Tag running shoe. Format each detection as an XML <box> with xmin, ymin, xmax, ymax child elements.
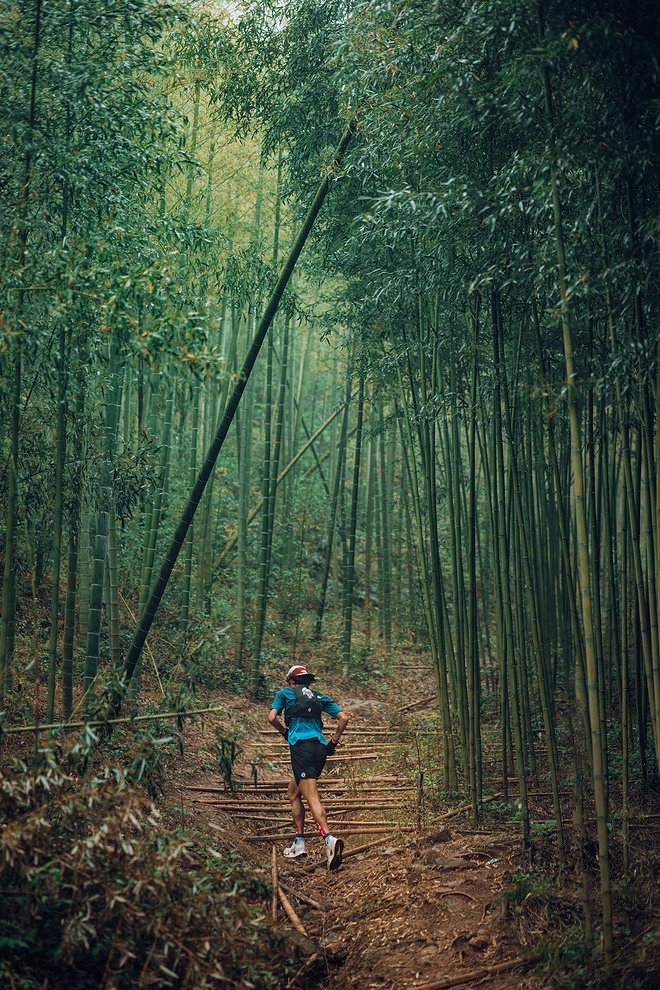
<box><xmin>283</xmin><ymin>837</ymin><xmax>306</xmax><ymax>859</ymax></box>
<box><xmin>325</xmin><ymin>834</ymin><xmax>344</xmax><ymax>871</ymax></box>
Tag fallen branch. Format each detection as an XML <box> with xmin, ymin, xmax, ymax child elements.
<box><xmin>277</xmin><ymin>885</ymin><xmax>308</xmax><ymax>937</ymax></box>
<box><xmin>409</xmin><ymin>954</ymin><xmax>539</xmax><ymax>990</ymax></box>
<box><xmin>278</xmin><ymin>881</ymin><xmax>328</xmax><ymax>912</ymax></box>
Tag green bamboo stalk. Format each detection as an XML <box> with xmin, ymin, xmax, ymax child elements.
<box><xmin>131</xmin><ymin>376</ymin><xmax>175</xmax><ymax>700</ymax></box>
<box><xmin>364</xmin><ymin>428</ymin><xmax>376</xmax><ymax>647</ymax></box>
<box><xmin>538</xmin><ymin>10</ymin><xmax>611</xmax><ymax>955</ymax></box>
<box><xmin>0</xmin><ymin>0</ymin><xmax>41</xmax><ymax>701</ymax></box>
<box><xmin>180</xmin><ymin>381</ymin><xmax>200</xmax><ymax>629</ymax></box>
<box><xmin>341</xmin><ymin>372</ymin><xmax>364</xmax><ymax>672</ymax></box>
<box><xmin>314</xmin><ymin>366</ymin><xmax>352</xmax><ymax>642</ymax></box>
<box><xmin>250</xmin><ymin>152</ymin><xmax>285</xmax><ymax>686</ymax></box>
<box><xmin>108</xmin><ymin>504</ymin><xmax>120</xmax><ymax>669</ymax></box>
<box><xmin>62</xmin><ymin>391</ymin><xmax>84</xmax><ymax>721</ymax></box>
<box><xmin>466</xmin><ymin>303</ymin><xmax>481</xmax><ymax>812</ymax></box>
<box><xmin>493</xmin><ymin>294</ymin><xmax>530</xmax><ymax>848</ymax></box>
<box><xmin>394</xmin><ymin>344</ymin><xmax>456</xmax><ymax>790</ymax></box>
<box><xmin>378</xmin><ymin>401</ymin><xmax>392</xmax><ymax>647</ymax></box>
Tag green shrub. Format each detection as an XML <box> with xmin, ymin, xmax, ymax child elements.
<box><xmin>0</xmin><ymin>755</ymin><xmax>298</xmax><ymax>989</ymax></box>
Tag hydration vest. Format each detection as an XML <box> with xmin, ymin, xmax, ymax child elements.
<box><xmin>284</xmin><ymin>685</ymin><xmax>322</xmax><ymax>727</ymax></box>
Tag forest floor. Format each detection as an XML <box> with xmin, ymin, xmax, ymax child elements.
<box><xmin>159</xmin><ymin>660</ymin><xmax>551</xmax><ymax>990</ymax></box>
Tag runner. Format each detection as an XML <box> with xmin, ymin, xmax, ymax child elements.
<box><xmin>268</xmin><ymin>664</ymin><xmax>349</xmax><ymax>870</ymax></box>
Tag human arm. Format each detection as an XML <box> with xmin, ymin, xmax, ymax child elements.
<box><xmin>330</xmin><ymin>710</ymin><xmax>349</xmax><ymax>745</ymax></box>
<box><xmin>268</xmin><ymin>707</ymin><xmax>288</xmax><ymax>741</ymax></box>
<box><xmin>326</xmin><ymin>710</ymin><xmax>349</xmax><ymax>753</ymax></box>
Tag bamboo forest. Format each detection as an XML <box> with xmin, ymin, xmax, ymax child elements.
<box><xmin>1</xmin><ymin>0</ymin><xmax>659</xmax><ymax>987</ymax></box>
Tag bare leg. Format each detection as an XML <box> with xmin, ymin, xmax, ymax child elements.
<box><xmin>298</xmin><ymin>777</ymin><xmax>329</xmax><ymax>833</ymax></box>
<box><xmin>287</xmin><ymin>776</ymin><xmax>305</xmax><ymax>833</ymax></box>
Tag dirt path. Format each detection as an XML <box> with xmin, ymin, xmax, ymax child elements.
<box><xmin>167</xmin><ymin>697</ymin><xmax>543</xmax><ymax>990</ymax></box>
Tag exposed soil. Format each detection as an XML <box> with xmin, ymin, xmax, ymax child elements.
<box><xmin>162</xmin><ymin>675</ymin><xmax>547</xmax><ymax>990</ymax></box>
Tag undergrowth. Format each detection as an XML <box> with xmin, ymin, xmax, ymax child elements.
<box><xmin>0</xmin><ymin>743</ymin><xmax>302</xmax><ymax>990</ymax></box>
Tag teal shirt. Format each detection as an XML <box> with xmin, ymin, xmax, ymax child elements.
<box><xmin>271</xmin><ymin>687</ymin><xmax>341</xmax><ymax>747</ymax></box>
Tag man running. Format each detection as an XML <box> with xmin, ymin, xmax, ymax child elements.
<box><xmin>268</xmin><ymin>664</ymin><xmax>349</xmax><ymax>870</ymax></box>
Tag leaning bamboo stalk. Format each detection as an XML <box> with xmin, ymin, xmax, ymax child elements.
<box><xmin>112</xmin><ymin>121</ymin><xmax>355</xmax><ymax>719</ymax></box>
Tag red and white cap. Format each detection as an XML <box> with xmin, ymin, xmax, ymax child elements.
<box><xmin>286</xmin><ymin>665</ymin><xmax>315</xmax><ymax>682</ymax></box>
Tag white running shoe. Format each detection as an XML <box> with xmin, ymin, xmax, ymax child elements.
<box><xmin>325</xmin><ymin>834</ymin><xmax>344</xmax><ymax>871</ymax></box>
<box><xmin>283</xmin><ymin>837</ymin><xmax>306</xmax><ymax>859</ymax></box>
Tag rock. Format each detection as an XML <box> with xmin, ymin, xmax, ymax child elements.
<box><xmin>432</xmin><ymin>857</ymin><xmax>478</xmax><ymax>871</ymax></box>
<box><xmin>341</xmin><ymin>698</ymin><xmax>387</xmax><ymax>711</ymax></box>
<box><xmin>320</xmin><ymin>932</ymin><xmax>344</xmax><ymax>947</ymax></box>
<box><xmin>427</xmin><ymin>828</ymin><xmax>452</xmax><ymax>843</ymax></box>
<box><xmin>283</xmin><ymin>930</ymin><xmax>319</xmax><ymax>958</ymax></box>
<box><xmin>323</xmin><ymin>939</ymin><xmax>349</xmax><ymax>962</ymax></box>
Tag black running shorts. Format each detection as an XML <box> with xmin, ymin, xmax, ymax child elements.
<box><xmin>290</xmin><ymin>738</ymin><xmax>327</xmax><ymax>784</ymax></box>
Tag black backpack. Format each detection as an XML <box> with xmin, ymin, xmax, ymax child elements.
<box><xmin>284</xmin><ymin>685</ymin><xmax>322</xmax><ymax>726</ymax></box>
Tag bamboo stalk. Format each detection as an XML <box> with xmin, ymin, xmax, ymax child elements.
<box><xmin>296</xmin><ymin>833</ymin><xmax>405</xmax><ymax>872</ymax></box>
<box><xmin>268</xmin><ymin>753</ymin><xmax>380</xmax><ymax>763</ymax></box>
<box><xmin>278</xmin><ymin>881</ymin><xmax>327</xmax><ymax>911</ymax></box>
<box><xmin>277</xmin><ymin>885</ymin><xmax>307</xmax><ymax>937</ymax></box>
<box><xmin>245</xmin><ymin>827</ymin><xmax>415</xmax><ymax>841</ymax></box>
<box><xmin>250</xmin><ymin>818</ymin><xmax>404</xmax><ymax>833</ymax></box>
<box><xmin>203</xmin><ymin>778</ymin><xmax>414</xmax><ymax>790</ymax></box>
<box><xmin>3</xmin><ymin>705</ymin><xmax>226</xmax><ymax>735</ymax></box>
<box><xmin>410</xmin><ymin>954</ymin><xmax>539</xmax><ymax>990</ymax></box>
<box><xmin>259</xmin><ymin>728</ymin><xmax>392</xmax><ymax>735</ymax></box>
<box><xmin>271</xmin><ymin>846</ymin><xmax>278</xmax><ymax>922</ymax></box>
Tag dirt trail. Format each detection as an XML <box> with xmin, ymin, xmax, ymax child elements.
<box><xmin>168</xmin><ymin>695</ymin><xmax>543</xmax><ymax>990</ymax></box>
